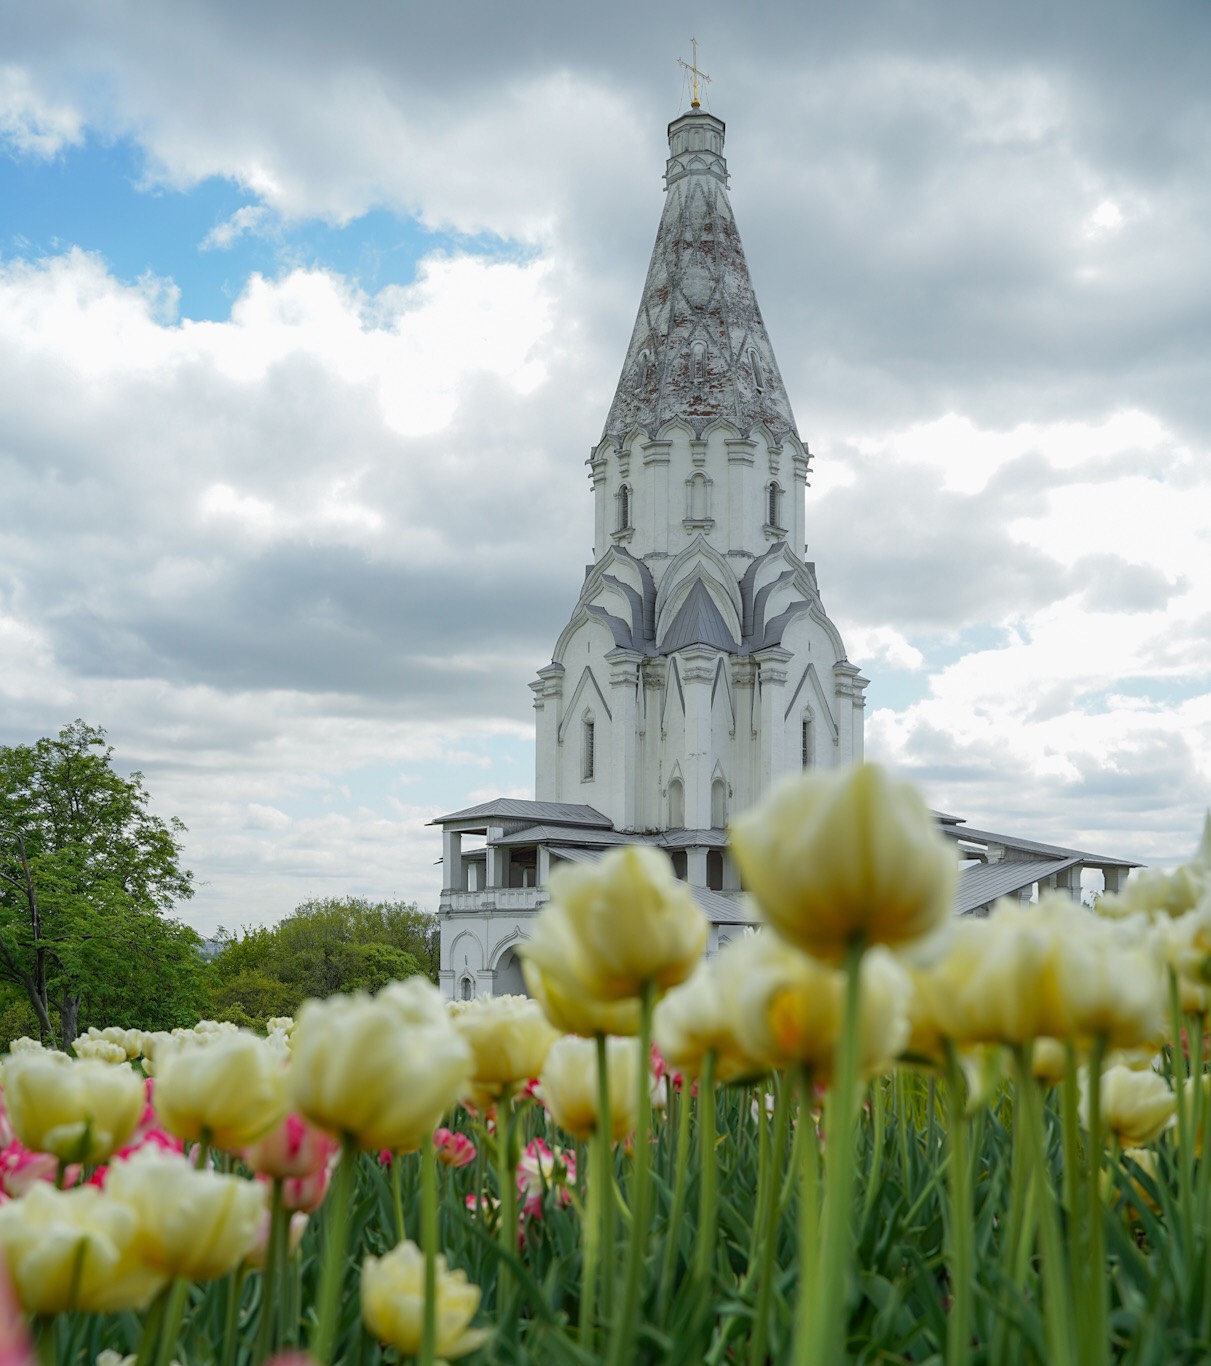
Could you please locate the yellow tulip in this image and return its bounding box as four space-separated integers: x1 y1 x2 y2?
448 994 558 1094
522 935 642 1037
105 1147 266 1281
726 931 909 1081
540 1035 641 1142
521 845 707 1007
3 1053 145 1164
290 978 472 1152
729 763 957 964
1081 1065 1175 1147
153 1030 288 1151
0 1183 167 1314
653 955 769 1083
361 1239 489 1359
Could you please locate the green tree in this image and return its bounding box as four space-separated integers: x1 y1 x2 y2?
0 720 196 1047
205 896 436 1028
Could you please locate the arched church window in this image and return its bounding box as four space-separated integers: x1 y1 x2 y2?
617 483 631 531
635 348 655 394
767 482 782 529
801 713 814 769
689 472 708 521
582 714 596 782
711 777 727 828
460 976 474 1001
691 341 706 383
668 778 685 829
749 348 765 391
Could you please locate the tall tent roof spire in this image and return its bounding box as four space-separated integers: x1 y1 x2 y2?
601 108 799 448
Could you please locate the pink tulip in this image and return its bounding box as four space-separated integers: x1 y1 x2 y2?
434 1127 476 1169
241 1112 339 1180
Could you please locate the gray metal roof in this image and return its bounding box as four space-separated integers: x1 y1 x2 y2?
941 823 1138 868
954 857 1083 915
660 579 739 654
494 825 633 848
658 827 729 849
429 799 613 829
691 885 757 925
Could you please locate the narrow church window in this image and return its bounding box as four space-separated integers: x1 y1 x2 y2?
767 482 782 528
617 484 631 531
671 850 688 880
668 778 685 829
711 777 727 828
749 348 765 391
461 976 473 1000
801 715 814 769
689 473 708 521
691 341 706 382
582 717 596 781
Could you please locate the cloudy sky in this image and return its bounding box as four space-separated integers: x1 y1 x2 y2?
2 1 1208 936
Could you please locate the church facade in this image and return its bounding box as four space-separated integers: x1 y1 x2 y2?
433 105 1135 1002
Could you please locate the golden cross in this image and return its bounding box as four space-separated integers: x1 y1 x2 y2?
677 38 711 109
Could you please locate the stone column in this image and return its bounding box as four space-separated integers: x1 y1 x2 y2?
752 646 793 797
607 648 643 829
531 663 565 801
686 846 708 888
833 661 870 767
726 437 757 552
677 645 719 828
442 828 464 893
642 438 671 556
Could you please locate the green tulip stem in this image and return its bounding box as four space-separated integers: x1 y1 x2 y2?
32 1316 56 1366
391 1154 406 1243
792 1067 820 1361
420 1129 439 1366
1083 1034 1108 1366
693 1050 719 1303
1014 1046 1077 1366
657 1064 695 1320
154 1277 191 1366
797 932 865 1366
253 1178 286 1365
496 1082 518 1312
581 1102 604 1353
221 1266 248 1366
596 1030 616 1321
749 1069 793 1366
311 1135 358 1365
132 1280 170 1366
194 1128 213 1171
1169 970 1197 1258
609 980 656 1366
943 1040 973 1366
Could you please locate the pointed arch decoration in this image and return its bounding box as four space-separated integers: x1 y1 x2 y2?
557 665 612 743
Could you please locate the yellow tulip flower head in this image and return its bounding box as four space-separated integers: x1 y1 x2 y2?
540 1034 641 1142
105 1147 266 1282
1081 1064 1175 1147
0 1183 167 1314
290 977 473 1153
653 955 769 1084
726 931 910 1082
3 1052 145 1164
153 1030 289 1152
521 845 707 1014
447 994 558 1095
361 1239 489 1359
729 763 957 964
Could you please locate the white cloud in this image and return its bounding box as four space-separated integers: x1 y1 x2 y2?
201 205 272 250
0 65 82 158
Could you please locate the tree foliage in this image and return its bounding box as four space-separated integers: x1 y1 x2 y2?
0 720 200 1047
205 897 437 1029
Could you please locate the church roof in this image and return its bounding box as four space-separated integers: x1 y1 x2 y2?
660 578 740 654
602 108 799 447
428 799 612 829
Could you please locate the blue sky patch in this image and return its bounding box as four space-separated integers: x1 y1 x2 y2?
0 133 523 322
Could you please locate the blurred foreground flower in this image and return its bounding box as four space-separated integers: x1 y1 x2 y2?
0 1183 166 1314
729 763 956 964
540 1035 641 1141
291 978 472 1152
361 1239 490 1359
517 1137 576 1217
105 1147 265 1281
2 1053 144 1165
654 953 769 1083
154 1031 288 1151
239 1111 338 1180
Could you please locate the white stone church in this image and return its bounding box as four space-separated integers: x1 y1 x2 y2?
434 103 1135 1001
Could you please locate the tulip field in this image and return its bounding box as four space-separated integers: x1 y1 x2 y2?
2 764 1211 1364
